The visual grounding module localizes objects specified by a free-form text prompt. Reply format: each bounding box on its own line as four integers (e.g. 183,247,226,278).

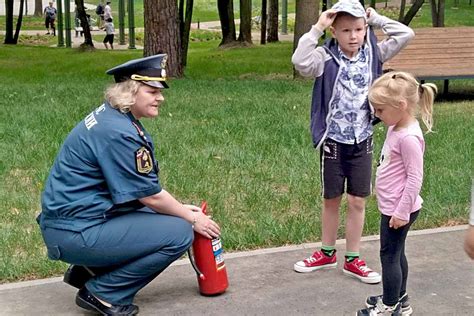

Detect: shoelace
305,252,322,263
354,259,373,273
373,300,398,314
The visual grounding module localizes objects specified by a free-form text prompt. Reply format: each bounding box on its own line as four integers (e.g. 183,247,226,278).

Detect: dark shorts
103,34,114,44
45,17,55,28
320,136,373,199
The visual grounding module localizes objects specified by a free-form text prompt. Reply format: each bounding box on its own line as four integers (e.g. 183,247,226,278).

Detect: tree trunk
293,0,318,78
75,0,94,48
370,0,377,8
402,0,424,25
13,0,25,44
238,0,252,44
261,0,267,44
437,0,445,26
4,0,14,44
217,0,237,46
430,0,437,26
398,0,406,21
430,0,444,27
180,0,194,67
267,0,279,42
34,0,42,16
144,0,183,77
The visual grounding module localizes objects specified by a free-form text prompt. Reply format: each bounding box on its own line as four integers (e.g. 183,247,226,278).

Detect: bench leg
443,80,449,96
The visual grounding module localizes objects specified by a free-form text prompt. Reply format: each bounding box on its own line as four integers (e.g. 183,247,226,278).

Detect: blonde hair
368,71,437,132
105,80,142,113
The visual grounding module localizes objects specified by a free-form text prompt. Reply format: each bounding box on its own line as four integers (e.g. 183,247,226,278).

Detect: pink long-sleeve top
375,122,425,221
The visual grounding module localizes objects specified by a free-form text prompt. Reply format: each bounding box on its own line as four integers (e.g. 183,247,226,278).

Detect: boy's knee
347,194,366,212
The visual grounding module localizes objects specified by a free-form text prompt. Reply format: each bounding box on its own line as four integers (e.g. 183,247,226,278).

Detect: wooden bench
377,27,474,94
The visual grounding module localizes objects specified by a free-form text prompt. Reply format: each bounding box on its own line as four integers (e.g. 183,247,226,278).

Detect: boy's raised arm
291,10,338,78
367,8,415,62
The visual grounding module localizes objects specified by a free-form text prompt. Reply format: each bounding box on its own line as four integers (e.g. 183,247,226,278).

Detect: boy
292,0,414,283
102,18,115,50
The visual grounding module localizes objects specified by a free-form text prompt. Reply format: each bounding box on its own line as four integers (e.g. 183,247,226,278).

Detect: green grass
0,40,472,282
376,0,474,27
0,0,297,31
6,0,474,32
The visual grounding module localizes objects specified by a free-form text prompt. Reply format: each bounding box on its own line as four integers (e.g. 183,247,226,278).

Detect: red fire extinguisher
188,201,229,296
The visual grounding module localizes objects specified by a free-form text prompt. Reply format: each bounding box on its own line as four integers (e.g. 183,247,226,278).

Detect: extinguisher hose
187,249,205,280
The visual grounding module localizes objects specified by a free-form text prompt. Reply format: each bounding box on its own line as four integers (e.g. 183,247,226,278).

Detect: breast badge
135,147,153,174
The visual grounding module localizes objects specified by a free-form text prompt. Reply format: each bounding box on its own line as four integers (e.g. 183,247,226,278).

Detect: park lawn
0,0,297,30
0,37,473,282
1,0,473,32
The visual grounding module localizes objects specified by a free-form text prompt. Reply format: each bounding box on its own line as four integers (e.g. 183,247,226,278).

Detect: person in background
43,1,57,36
464,187,474,260
357,71,437,315
104,1,112,21
37,54,221,316
74,5,80,37
292,0,414,284
102,17,115,50
96,1,105,28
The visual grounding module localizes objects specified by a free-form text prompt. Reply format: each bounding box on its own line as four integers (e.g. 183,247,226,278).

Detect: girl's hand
389,216,408,229
184,205,221,239
315,9,338,31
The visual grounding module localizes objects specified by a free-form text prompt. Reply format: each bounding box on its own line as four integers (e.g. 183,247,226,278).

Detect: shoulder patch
135,147,153,174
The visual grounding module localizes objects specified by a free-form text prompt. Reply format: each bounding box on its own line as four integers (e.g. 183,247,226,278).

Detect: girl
357,71,437,316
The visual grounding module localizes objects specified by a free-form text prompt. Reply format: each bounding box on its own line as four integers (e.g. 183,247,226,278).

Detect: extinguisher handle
201,201,207,215
187,248,205,280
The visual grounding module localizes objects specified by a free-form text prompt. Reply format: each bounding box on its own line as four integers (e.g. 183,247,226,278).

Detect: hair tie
418,84,423,95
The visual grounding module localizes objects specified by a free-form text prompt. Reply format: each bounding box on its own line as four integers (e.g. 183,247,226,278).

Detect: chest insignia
135,147,153,174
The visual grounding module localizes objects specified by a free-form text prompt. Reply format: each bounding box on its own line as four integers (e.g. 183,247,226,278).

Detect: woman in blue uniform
37,54,220,315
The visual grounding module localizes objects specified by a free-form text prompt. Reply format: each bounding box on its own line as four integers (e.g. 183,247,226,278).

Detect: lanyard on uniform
131,121,148,143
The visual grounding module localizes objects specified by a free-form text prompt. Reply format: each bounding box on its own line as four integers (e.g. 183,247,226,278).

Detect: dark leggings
380,210,419,306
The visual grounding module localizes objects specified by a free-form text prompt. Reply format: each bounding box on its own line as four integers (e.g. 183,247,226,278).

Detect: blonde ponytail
418,83,437,132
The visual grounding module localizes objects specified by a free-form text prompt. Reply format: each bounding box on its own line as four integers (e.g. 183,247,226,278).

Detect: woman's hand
389,216,408,229
184,204,221,239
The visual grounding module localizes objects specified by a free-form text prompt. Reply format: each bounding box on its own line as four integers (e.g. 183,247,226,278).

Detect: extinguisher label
212,238,226,269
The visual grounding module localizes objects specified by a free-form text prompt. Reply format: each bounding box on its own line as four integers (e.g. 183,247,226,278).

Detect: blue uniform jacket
38,102,162,232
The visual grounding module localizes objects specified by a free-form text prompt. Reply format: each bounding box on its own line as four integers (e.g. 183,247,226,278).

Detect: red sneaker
343,258,381,284
294,250,337,273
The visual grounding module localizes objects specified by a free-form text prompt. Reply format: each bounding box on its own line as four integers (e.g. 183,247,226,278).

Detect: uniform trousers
41,208,194,305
